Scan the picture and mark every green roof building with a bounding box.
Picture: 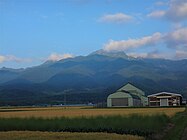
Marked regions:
[107,83,148,107]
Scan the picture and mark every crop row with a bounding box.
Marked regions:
[0,115,169,136]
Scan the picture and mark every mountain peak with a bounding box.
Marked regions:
[89,49,134,59]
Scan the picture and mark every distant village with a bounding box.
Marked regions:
[107,83,187,107]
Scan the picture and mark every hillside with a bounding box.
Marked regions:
[0,50,187,105]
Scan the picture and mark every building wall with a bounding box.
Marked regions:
[149,97,160,107]
[133,98,141,107]
[141,96,148,106]
[148,96,182,107]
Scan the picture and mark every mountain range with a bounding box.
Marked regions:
[0,50,187,106]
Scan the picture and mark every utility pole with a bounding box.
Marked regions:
[63,89,72,109]
[64,92,66,107]
[63,89,69,109]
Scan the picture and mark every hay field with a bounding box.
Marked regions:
[0,106,185,118]
[0,131,144,140]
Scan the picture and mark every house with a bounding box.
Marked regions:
[107,83,148,107]
[148,92,182,107]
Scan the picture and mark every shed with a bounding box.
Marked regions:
[107,83,148,107]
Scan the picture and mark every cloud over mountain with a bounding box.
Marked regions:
[47,53,74,61]
[104,27,187,53]
[103,32,162,52]
[0,55,32,63]
[0,55,6,63]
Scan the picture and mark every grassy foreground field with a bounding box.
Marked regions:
[0,131,144,140]
[0,106,185,118]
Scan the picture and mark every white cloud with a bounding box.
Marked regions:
[148,0,187,22]
[166,0,187,21]
[104,32,162,51]
[128,51,173,59]
[155,1,168,6]
[175,50,187,59]
[99,13,133,24]
[127,53,148,58]
[0,55,6,63]
[0,55,32,63]
[47,53,74,61]
[147,10,166,18]
[145,51,169,59]
[104,27,187,52]
[164,27,187,48]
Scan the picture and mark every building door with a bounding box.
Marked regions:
[160,98,168,106]
[112,98,128,106]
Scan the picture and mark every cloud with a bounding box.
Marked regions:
[147,10,166,18]
[99,13,133,24]
[128,51,173,59]
[175,50,187,59]
[164,27,187,48]
[47,53,74,61]
[0,55,6,63]
[104,32,162,51]
[148,0,187,22]
[127,52,148,58]
[145,51,170,59]
[155,1,168,6]
[104,27,187,52]
[0,55,32,63]
[0,53,74,64]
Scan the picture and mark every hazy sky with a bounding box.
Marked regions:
[1,0,187,68]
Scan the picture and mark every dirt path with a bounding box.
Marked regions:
[150,108,187,140]
[181,112,187,140]
[149,123,175,140]
[181,126,187,140]
[181,108,187,140]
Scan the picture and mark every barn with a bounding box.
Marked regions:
[107,83,148,107]
[148,92,182,107]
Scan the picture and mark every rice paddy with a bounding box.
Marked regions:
[0,131,145,140]
[0,106,185,118]
[0,114,169,136]
[0,107,185,140]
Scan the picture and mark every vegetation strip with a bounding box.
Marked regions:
[0,115,169,137]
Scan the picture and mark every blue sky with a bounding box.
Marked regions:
[1,0,187,68]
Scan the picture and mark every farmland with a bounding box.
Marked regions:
[0,107,186,140]
[0,131,144,140]
[0,106,185,118]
